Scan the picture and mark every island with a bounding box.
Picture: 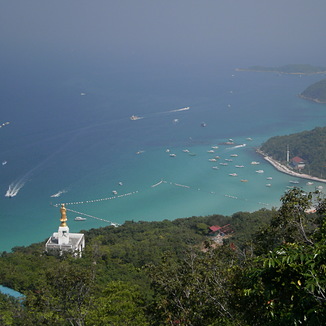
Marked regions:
[236,64,326,75]
[258,126,326,182]
[299,78,326,103]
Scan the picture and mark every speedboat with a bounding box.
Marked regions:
[130,115,143,120]
[256,170,264,173]
[251,161,260,165]
[229,173,238,176]
[74,216,87,221]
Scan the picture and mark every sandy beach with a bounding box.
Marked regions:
[256,149,326,184]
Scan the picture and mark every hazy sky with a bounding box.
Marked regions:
[1,0,326,70]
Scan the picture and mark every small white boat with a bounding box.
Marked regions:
[235,165,244,168]
[230,154,238,157]
[251,161,260,165]
[209,158,217,162]
[219,162,228,166]
[74,216,87,221]
[229,173,238,177]
[266,184,272,187]
[130,115,143,120]
[289,180,299,184]
[256,170,264,173]
[182,149,190,153]
[112,190,118,195]
[212,166,219,170]
[207,150,215,153]
[306,182,314,185]
[170,153,176,157]
[266,177,273,180]
[2,161,7,166]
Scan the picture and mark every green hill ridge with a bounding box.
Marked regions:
[300,78,326,103]
[261,126,326,178]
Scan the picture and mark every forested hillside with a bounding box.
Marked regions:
[300,78,326,103]
[261,126,326,178]
[0,189,326,325]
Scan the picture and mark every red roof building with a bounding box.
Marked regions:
[209,224,234,235]
[291,156,305,170]
[209,225,221,233]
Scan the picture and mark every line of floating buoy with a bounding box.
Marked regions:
[165,179,271,207]
[53,191,139,207]
[65,207,120,225]
[174,183,190,188]
[151,179,164,188]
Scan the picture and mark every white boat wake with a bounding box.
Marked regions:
[50,189,68,198]
[227,144,246,150]
[5,179,27,198]
[140,106,190,119]
[168,106,190,113]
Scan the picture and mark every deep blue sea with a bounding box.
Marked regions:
[1,62,326,252]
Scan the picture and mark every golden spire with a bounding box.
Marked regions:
[60,204,68,227]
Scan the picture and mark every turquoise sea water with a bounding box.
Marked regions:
[1,64,326,252]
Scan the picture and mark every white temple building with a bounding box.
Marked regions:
[45,204,85,257]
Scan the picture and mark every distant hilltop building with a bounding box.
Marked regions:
[45,204,85,257]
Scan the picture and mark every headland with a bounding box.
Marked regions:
[235,64,326,75]
[256,149,326,184]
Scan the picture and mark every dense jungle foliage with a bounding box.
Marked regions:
[260,126,326,178]
[0,188,325,325]
[300,78,326,103]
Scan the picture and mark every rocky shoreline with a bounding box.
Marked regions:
[298,94,326,104]
[256,149,326,184]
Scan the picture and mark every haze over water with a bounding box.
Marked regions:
[1,1,326,252]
